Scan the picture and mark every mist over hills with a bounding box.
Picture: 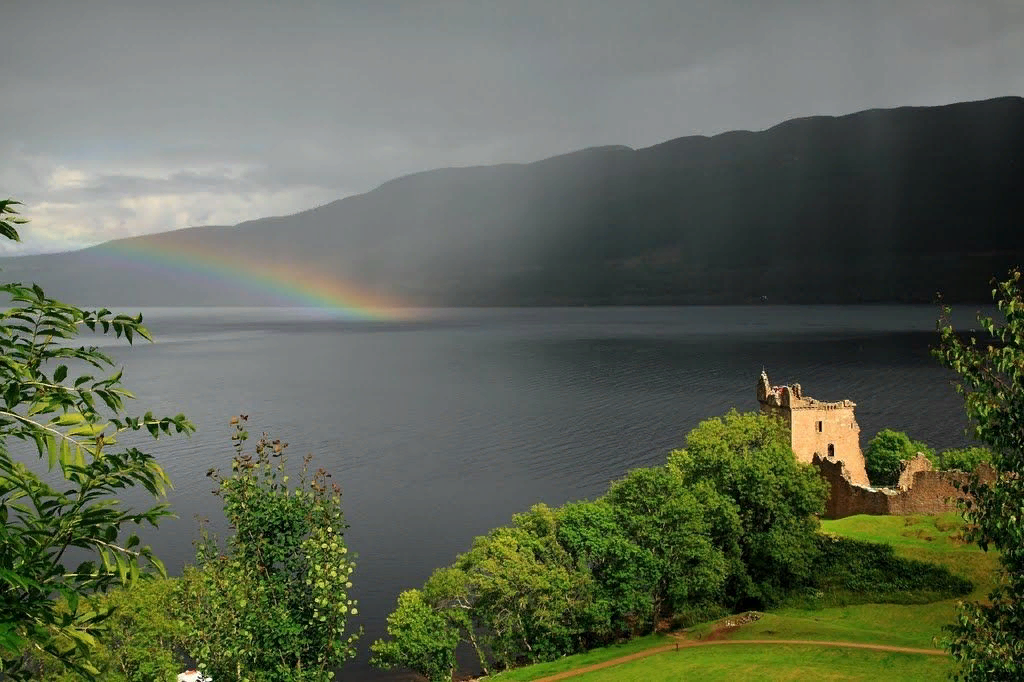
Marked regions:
[3,96,1023,307]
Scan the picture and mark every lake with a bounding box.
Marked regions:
[88,305,983,680]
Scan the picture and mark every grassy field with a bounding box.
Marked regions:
[568,644,952,681]
[482,512,996,681]
[485,634,672,681]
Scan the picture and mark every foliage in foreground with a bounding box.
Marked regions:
[175,417,361,682]
[372,411,829,679]
[0,198,194,680]
[935,269,1024,680]
[30,578,182,682]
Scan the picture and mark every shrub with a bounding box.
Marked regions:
[812,534,972,604]
[175,417,360,682]
[864,429,936,487]
[938,447,993,473]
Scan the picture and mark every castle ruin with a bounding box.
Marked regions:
[757,371,870,486]
[756,371,988,518]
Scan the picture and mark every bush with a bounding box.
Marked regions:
[370,590,458,682]
[864,429,936,487]
[29,578,182,682]
[175,417,360,682]
[811,534,972,604]
[669,603,731,630]
[938,447,992,473]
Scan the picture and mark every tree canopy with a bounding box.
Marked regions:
[371,410,830,677]
[863,429,936,487]
[934,269,1024,679]
[175,417,360,682]
[667,410,828,606]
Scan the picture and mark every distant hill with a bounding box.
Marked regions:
[3,96,1023,306]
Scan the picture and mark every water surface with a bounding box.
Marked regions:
[89,305,983,679]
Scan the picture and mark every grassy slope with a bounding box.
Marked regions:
[485,513,997,681]
[730,514,996,649]
[485,635,672,681]
[569,645,950,682]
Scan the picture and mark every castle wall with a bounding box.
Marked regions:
[896,453,933,490]
[815,455,993,519]
[790,405,869,486]
[816,457,891,518]
[756,372,869,486]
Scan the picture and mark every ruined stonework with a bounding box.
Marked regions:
[755,371,991,518]
[757,372,870,486]
[815,454,996,519]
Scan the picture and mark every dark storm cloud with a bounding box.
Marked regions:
[1,0,1022,253]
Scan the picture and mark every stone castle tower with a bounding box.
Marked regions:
[757,371,870,486]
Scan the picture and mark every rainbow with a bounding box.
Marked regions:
[94,239,417,321]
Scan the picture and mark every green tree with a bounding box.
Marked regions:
[419,566,489,676]
[667,410,828,607]
[452,504,594,669]
[556,499,661,641]
[934,269,1024,679]
[175,416,360,682]
[602,468,726,628]
[938,447,993,474]
[0,198,194,679]
[370,589,459,682]
[31,578,182,682]
[864,429,936,487]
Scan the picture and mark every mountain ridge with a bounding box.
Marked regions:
[3,95,1023,306]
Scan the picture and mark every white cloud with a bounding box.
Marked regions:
[47,167,90,190]
[2,187,343,255]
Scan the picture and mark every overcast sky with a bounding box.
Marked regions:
[2,0,1022,254]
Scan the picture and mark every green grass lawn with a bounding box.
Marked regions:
[570,644,952,682]
[484,634,672,681]
[482,513,996,680]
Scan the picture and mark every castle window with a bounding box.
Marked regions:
[816,420,823,433]
[827,443,835,458]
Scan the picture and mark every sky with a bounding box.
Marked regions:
[2,0,1022,255]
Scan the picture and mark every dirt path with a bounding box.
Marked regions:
[528,638,947,682]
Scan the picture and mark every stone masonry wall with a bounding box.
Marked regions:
[791,404,869,486]
[896,453,934,490]
[815,455,995,519]
[757,372,870,486]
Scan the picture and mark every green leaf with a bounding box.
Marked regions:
[4,380,20,409]
[54,364,68,383]
[47,435,58,471]
[68,423,108,438]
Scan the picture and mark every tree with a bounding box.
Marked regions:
[369,589,459,682]
[601,468,726,628]
[934,269,1024,679]
[864,429,936,487]
[451,504,594,669]
[938,447,993,474]
[556,499,661,641]
[30,578,182,682]
[175,416,360,682]
[0,198,195,679]
[667,410,828,607]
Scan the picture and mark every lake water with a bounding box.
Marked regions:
[84,305,983,679]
